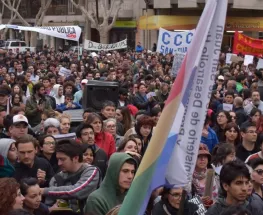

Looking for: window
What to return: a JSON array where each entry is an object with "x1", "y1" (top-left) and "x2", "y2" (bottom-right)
[
  {"x1": 10, "y1": 42, "x2": 19, "y2": 47},
  {"x1": 20, "y1": 42, "x2": 26, "y2": 47}
]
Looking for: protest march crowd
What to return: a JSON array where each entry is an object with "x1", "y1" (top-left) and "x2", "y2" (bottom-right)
[{"x1": 1, "y1": 37, "x2": 263, "y2": 215}]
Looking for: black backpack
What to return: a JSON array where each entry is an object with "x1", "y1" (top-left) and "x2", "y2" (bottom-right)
[{"x1": 54, "y1": 167, "x2": 101, "y2": 215}]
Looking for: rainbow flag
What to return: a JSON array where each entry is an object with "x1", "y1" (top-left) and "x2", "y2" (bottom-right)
[{"x1": 119, "y1": 0, "x2": 228, "y2": 215}]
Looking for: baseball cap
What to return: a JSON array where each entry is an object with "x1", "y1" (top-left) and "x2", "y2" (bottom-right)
[
  {"x1": 12, "y1": 114, "x2": 28, "y2": 126},
  {"x1": 218, "y1": 75, "x2": 224, "y2": 81},
  {"x1": 81, "y1": 79, "x2": 88, "y2": 85}
]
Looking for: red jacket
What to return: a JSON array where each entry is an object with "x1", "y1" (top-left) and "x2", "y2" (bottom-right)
[{"x1": 95, "y1": 131, "x2": 116, "y2": 159}]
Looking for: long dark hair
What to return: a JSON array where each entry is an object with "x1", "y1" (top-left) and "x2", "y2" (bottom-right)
[
  {"x1": 212, "y1": 143, "x2": 235, "y2": 166},
  {"x1": 224, "y1": 122, "x2": 241, "y2": 146},
  {"x1": 118, "y1": 106, "x2": 132, "y2": 133}
]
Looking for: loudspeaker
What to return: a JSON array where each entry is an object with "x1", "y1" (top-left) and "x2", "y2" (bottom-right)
[{"x1": 82, "y1": 80, "x2": 119, "y2": 111}]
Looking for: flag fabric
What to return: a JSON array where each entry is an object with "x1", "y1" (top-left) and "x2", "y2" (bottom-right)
[{"x1": 118, "y1": 1, "x2": 228, "y2": 215}]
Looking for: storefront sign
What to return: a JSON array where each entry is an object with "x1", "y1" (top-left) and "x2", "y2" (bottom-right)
[
  {"x1": 157, "y1": 28, "x2": 195, "y2": 54},
  {"x1": 138, "y1": 15, "x2": 263, "y2": 31},
  {"x1": 233, "y1": 32, "x2": 263, "y2": 56},
  {"x1": 84, "y1": 39, "x2": 127, "y2": 51},
  {"x1": 0, "y1": 24, "x2": 81, "y2": 41}
]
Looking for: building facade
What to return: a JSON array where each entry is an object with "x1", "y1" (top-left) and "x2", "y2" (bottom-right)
[{"x1": 1, "y1": 0, "x2": 263, "y2": 50}]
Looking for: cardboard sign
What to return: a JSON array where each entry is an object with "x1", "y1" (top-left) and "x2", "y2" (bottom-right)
[
  {"x1": 230, "y1": 55, "x2": 244, "y2": 63},
  {"x1": 244, "y1": 55, "x2": 254, "y2": 66},
  {"x1": 171, "y1": 53, "x2": 186, "y2": 77},
  {"x1": 223, "y1": 103, "x2": 233, "y2": 111},
  {"x1": 226, "y1": 53, "x2": 236, "y2": 64},
  {"x1": 146, "y1": 92, "x2": 156, "y2": 99},
  {"x1": 59, "y1": 67, "x2": 71, "y2": 77},
  {"x1": 257, "y1": 58, "x2": 263, "y2": 69},
  {"x1": 157, "y1": 28, "x2": 195, "y2": 54}
]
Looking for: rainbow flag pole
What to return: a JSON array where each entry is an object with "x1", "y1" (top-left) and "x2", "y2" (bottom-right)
[{"x1": 119, "y1": 0, "x2": 228, "y2": 215}]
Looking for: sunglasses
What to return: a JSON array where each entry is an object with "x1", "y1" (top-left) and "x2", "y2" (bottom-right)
[{"x1": 255, "y1": 169, "x2": 263, "y2": 176}]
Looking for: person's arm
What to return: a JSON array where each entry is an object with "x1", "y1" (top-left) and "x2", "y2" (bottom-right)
[
  {"x1": 25, "y1": 99, "x2": 38, "y2": 116},
  {"x1": 43, "y1": 167, "x2": 99, "y2": 200},
  {"x1": 133, "y1": 95, "x2": 149, "y2": 109}
]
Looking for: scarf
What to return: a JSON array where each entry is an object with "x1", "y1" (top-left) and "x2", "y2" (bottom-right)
[{"x1": 192, "y1": 169, "x2": 218, "y2": 200}]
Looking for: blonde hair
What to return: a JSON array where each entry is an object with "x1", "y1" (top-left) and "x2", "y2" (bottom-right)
[{"x1": 58, "y1": 113, "x2": 71, "y2": 123}]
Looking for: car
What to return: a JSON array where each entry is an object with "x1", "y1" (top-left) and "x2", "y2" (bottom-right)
[{"x1": 3, "y1": 40, "x2": 36, "y2": 53}]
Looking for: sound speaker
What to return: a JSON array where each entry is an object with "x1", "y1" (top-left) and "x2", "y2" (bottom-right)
[{"x1": 82, "y1": 80, "x2": 119, "y2": 111}]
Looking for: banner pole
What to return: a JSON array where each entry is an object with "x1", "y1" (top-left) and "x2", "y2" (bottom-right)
[{"x1": 78, "y1": 40, "x2": 80, "y2": 60}]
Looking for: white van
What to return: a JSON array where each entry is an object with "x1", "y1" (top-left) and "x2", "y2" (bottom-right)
[{"x1": 3, "y1": 40, "x2": 36, "y2": 53}]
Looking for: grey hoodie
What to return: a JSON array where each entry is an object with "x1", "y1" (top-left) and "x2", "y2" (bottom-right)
[
  {"x1": 206, "y1": 197, "x2": 261, "y2": 215},
  {"x1": 44, "y1": 163, "x2": 100, "y2": 212},
  {"x1": 0, "y1": 138, "x2": 16, "y2": 157}
]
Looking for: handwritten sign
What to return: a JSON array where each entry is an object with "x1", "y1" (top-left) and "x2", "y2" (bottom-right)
[
  {"x1": 244, "y1": 55, "x2": 254, "y2": 66},
  {"x1": 59, "y1": 67, "x2": 71, "y2": 77},
  {"x1": 84, "y1": 39, "x2": 127, "y2": 51}
]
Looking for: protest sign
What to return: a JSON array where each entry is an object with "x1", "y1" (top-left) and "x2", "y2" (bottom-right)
[
  {"x1": 230, "y1": 55, "x2": 244, "y2": 63},
  {"x1": 146, "y1": 92, "x2": 156, "y2": 99},
  {"x1": 188, "y1": 196, "x2": 207, "y2": 215},
  {"x1": 84, "y1": 39, "x2": 127, "y2": 51},
  {"x1": 156, "y1": 28, "x2": 195, "y2": 55},
  {"x1": 223, "y1": 103, "x2": 233, "y2": 111},
  {"x1": 226, "y1": 53, "x2": 236, "y2": 64},
  {"x1": 244, "y1": 55, "x2": 254, "y2": 66},
  {"x1": 257, "y1": 59, "x2": 263, "y2": 69},
  {"x1": 171, "y1": 53, "x2": 186, "y2": 77},
  {"x1": 233, "y1": 31, "x2": 263, "y2": 56},
  {"x1": 59, "y1": 67, "x2": 71, "y2": 77},
  {"x1": 0, "y1": 24, "x2": 81, "y2": 41}
]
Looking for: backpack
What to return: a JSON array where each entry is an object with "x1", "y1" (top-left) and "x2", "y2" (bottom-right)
[{"x1": 54, "y1": 166, "x2": 101, "y2": 215}]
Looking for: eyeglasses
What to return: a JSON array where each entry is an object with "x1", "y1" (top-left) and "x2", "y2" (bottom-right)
[
  {"x1": 255, "y1": 169, "x2": 263, "y2": 176},
  {"x1": 217, "y1": 115, "x2": 226, "y2": 118},
  {"x1": 169, "y1": 193, "x2": 182, "y2": 199},
  {"x1": 44, "y1": 141, "x2": 56, "y2": 146}
]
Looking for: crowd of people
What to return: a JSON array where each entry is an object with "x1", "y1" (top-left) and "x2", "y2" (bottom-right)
[{"x1": 0, "y1": 45, "x2": 262, "y2": 215}]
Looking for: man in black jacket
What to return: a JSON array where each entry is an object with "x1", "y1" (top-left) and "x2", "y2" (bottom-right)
[
  {"x1": 14, "y1": 134, "x2": 54, "y2": 186},
  {"x1": 234, "y1": 97, "x2": 247, "y2": 126},
  {"x1": 76, "y1": 123, "x2": 107, "y2": 178}
]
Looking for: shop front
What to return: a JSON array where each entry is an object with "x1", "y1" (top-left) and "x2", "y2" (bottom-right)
[{"x1": 137, "y1": 15, "x2": 263, "y2": 50}]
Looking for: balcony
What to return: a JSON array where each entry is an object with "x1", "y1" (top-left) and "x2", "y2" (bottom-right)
[{"x1": 46, "y1": 4, "x2": 82, "y2": 16}]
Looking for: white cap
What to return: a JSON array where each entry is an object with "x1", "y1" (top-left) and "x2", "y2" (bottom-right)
[
  {"x1": 81, "y1": 79, "x2": 88, "y2": 84},
  {"x1": 91, "y1": 52, "x2": 98, "y2": 57},
  {"x1": 218, "y1": 75, "x2": 224, "y2": 80},
  {"x1": 13, "y1": 114, "x2": 28, "y2": 125}
]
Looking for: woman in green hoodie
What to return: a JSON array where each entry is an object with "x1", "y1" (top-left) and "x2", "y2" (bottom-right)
[{"x1": 84, "y1": 153, "x2": 137, "y2": 215}]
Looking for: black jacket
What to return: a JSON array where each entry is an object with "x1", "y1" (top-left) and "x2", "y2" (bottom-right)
[
  {"x1": 235, "y1": 107, "x2": 248, "y2": 127},
  {"x1": 93, "y1": 146, "x2": 108, "y2": 179},
  {"x1": 14, "y1": 156, "x2": 54, "y2": 187}
]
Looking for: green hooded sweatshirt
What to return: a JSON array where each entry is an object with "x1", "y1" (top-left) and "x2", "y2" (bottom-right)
[{"x1": 84, "y1": 153, "x2": 136, "y2": 215}]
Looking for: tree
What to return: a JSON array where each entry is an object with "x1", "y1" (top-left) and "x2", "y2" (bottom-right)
[
  {"x1": 70, "y1": 0, "x2": 124, "y2": 44},
  {"x1": 1, "y1": 0, "x2": 52, "y2": 46}
]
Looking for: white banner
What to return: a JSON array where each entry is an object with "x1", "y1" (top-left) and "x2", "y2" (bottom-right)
[
  {"x1": 0, "y1": 24, "x2": 81, "y2": 41},
  {"x1": 84, "y1": 39, "x2": 127, "y2": 51},
  {"x1": 166, "y1": 0, "x2": 227, "y2": 187},
  {"x1": 157, "y1": 28, "x2": 195, "y2": 55}
]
